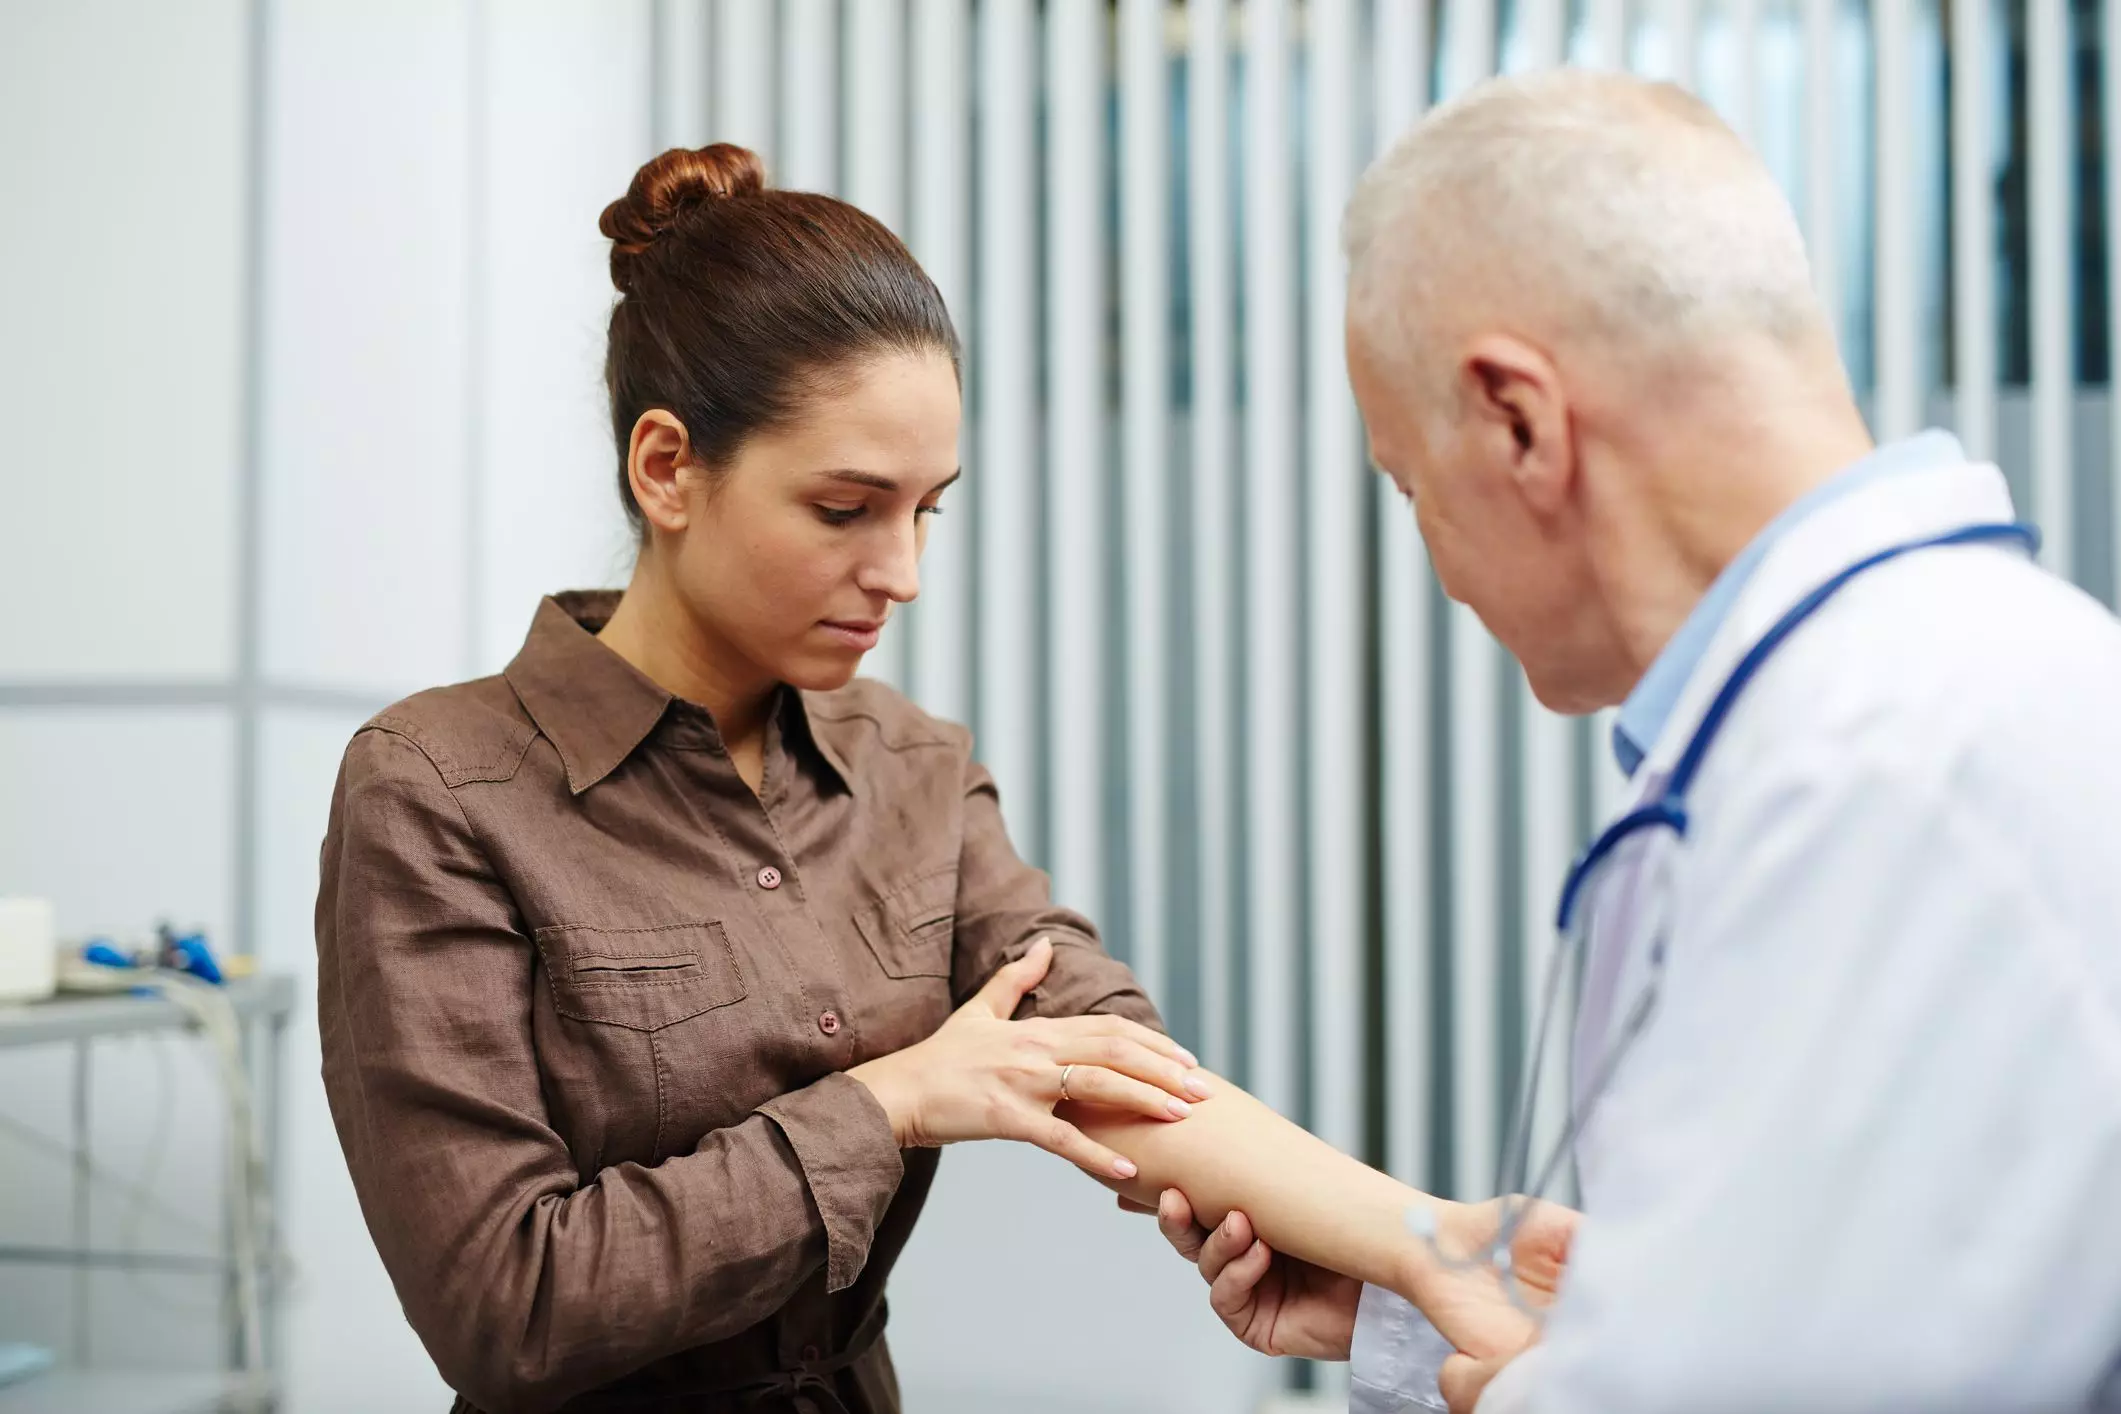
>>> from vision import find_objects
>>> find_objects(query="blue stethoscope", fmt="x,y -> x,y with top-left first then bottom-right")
1418,519 -> 2041,1304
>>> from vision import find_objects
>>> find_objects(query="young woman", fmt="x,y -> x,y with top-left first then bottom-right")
314,144 -> 1209,1414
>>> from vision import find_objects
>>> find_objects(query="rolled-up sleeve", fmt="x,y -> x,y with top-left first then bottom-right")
949,755 -> 1162,1030
317,728 -> 904,1413
755,1072 -> 903,1293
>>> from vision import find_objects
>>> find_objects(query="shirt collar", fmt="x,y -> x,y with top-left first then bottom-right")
1610,429 -> 1969,775
502,590 -> 853,795
782,685 -> 857,793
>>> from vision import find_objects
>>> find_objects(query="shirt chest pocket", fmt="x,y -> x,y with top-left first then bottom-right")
854,869 -> 957,980
534,921 -> 749,1031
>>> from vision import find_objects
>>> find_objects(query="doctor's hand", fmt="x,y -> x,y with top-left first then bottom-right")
847,938 -> 1210,1179
1151,1190 -> 1360,1360
1410,1196 -> 1577,1359
1439,1348 -> 1518,1414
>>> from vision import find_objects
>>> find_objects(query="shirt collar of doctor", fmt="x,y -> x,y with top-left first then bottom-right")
503,590 -> 855,796
1610,429 -> 1970,776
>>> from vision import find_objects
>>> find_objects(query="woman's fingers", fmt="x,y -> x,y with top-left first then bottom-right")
1015,1109 -> 1138,1181
1040,1013 -> 1203,1072
1073,1014 -> 1201,1069
1053,1035 -> 1208,1101
1055,1062 -> 1195,1121
1115,1194 -> 1158,1215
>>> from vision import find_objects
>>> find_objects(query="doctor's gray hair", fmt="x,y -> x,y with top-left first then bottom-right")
1343,69 -> 1827,387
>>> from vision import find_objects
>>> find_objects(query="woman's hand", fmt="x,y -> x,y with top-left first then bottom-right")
847,937 -> 1213,1178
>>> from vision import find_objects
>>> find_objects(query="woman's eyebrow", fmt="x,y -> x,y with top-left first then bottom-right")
820,468 -> 963,494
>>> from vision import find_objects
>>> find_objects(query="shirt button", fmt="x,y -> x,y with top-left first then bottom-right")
800,1344 -> 821,1363
757,865 -> 783,890
818,1010 -> 842,1036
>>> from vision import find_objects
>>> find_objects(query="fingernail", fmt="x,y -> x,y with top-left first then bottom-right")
1222,1214 -> 1239,1237
1178,1048 -> 1200,1068
1113,1158 -> 1138,1179
1185,1074 -> 1214,1099
1166,1097 -> 1192,1118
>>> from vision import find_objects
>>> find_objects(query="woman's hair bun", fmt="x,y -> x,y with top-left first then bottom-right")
599,143 -> 767,295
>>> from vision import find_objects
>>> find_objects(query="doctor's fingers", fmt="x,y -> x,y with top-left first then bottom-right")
1207,1239 -> 1277,1324
1195,1210 -> 1260,1286
1438,1351 -> 1505,1414
1155,1189 -> 1210,1260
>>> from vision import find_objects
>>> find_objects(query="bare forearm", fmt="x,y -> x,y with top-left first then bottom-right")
1063,1076 -> 1448,1300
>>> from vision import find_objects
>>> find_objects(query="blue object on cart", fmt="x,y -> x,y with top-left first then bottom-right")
160,927 -> 224,985
0,1343 -> 55,1389
82,940 -> 134,971
81,927 -> 227,990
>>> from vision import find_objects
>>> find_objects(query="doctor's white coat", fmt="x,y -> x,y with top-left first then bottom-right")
1352,459 -> 2121,1413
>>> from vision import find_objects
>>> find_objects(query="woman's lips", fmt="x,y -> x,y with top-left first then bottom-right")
819,620 -> 883,651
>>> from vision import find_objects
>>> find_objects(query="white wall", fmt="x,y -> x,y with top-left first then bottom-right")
259,0 -> 477,698
0,0 -> 248,683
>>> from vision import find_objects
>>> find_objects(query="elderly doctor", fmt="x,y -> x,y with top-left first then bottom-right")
1144,68 -> 2121,1413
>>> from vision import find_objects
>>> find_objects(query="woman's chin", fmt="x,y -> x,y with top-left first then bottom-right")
778,651 -> 866,693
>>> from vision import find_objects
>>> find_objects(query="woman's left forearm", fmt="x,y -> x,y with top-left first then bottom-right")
1063,1077 -> 1454,1301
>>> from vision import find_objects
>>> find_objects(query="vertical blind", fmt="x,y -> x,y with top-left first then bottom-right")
659,0 -> 2121,1204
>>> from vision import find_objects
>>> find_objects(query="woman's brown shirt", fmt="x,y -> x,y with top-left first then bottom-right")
316,592 -> 1159,1413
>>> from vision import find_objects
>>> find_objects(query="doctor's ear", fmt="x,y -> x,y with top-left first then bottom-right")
1464,335 -> 1573,514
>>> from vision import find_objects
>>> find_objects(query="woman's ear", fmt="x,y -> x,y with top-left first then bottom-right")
626,410 -> 696,534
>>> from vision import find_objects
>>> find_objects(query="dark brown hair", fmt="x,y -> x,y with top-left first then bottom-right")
598,144 -> 960,536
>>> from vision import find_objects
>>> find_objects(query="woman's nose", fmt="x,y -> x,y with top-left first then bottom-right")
858,521 -> 922,604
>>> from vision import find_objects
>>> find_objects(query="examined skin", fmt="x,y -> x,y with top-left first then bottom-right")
1062,1079 -> 1573,1360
